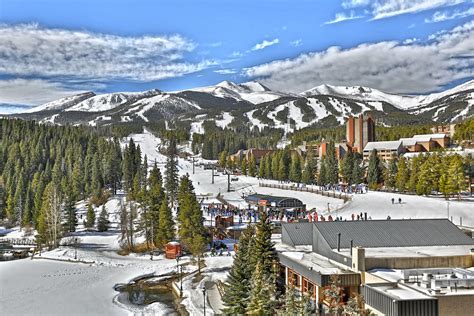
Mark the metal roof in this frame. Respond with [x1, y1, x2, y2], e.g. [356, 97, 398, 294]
[400, 138, 418, 146]
[282, 222, 313, 246]
[364, 141, 402, 152]
[413, 133, 448, 139]
[314, 219, 474, 249]
[245, 193, 303, 206]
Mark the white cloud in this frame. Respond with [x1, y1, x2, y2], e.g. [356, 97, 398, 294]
[371, 0, 464, 20]
[245, 21, 474, 94]
[340, 1, 466, 20]
[290, 39, 303, 47]
[251, 38, 280, 51]
[324, 11, 364, 24]
[342, 0, 371, 9]
[425, 7, 474, 23]
[0, 24, 214, 81]
[214, 69, 238, 74]
[403, 37, 419, 44]
[0, 79, 91, 106]
[230, 51, 244, 58]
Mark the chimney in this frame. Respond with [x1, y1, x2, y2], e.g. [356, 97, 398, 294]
[337, 233, 341, 252]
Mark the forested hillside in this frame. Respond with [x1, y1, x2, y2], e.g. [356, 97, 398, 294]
[0, 119, 122, 230]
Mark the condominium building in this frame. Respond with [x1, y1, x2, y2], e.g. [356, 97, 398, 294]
[346, 114, 375, 154]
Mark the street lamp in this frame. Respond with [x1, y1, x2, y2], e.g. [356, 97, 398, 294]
[179, 265, 183, 297]
[74, 238, 78, 260]
[202, 286, 207, 315]
[176, 256, 180, 274]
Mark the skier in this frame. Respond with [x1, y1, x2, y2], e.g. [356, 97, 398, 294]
[398, 197, 402, 204]
[391, 198, 394, 204]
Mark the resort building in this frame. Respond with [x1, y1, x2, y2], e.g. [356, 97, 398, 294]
[278, 219, 474, 315]
[363, 141, 403, 160]
[346, 114, 376, 154]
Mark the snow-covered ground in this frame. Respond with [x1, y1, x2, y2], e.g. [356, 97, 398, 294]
[124, 129, 473, 226]
[2, 129, 473, 316]
[337, 191, 474, 227]
[0, 193, 232, 316]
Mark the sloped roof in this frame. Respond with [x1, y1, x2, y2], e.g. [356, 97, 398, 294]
[282, 222, 313, 246]
[314, 219, 474, 249]
[363, 141, 402, 152]
[400, 138, 418, 146]
[245, 193, 303, 206]
[413, 133, 448, 140]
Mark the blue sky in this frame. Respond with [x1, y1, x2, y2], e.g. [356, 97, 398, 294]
[0, 0, 473, 108]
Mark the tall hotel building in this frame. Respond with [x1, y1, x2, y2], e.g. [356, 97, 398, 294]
[346, 114, 375, 153]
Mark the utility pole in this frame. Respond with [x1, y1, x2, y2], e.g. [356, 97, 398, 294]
[227, 172, 231, 192]
[202, 287, 207, 315]
[192, 157, 195, 174]
[211, 165, 214, 184]
[447, 200, 450, 220]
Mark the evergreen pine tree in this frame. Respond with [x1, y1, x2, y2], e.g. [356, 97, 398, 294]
[219, 150, 228, 168]
[249, 154, 257, 177]
[319, 156, 328, 185]
[341, 150, 354, 184]
[241, 158, 248, 176]
[64, 197, 77, 233]
[351, 156, 364, 185]
[97, 205, 109, 232]
[385, 155, 398, 191]
[258, 155, 266, 178]
[222, 225, 255, 315]
[165, 137, 179, 207]
[247, 213, 279, 315]
[289, 153, 301, 183]
[156, 197, 175, 248]
[265, 154, 273, 179]
[301, 151, 317, 185]
[323, 275, 344, 315]
[278, 156, 287, 181]
[367, 149, 382, 190]
[407, 155, 422, 192]
[446, 155, 466, 199]
[396, 156, 409, 192]
[326, 141, 339, 184]
[416, 160, 432, 195]
[85, 203, 95, 229]
[281, 285, 299, 315]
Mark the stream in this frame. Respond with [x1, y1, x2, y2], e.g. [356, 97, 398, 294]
[114, 273, 189, 315]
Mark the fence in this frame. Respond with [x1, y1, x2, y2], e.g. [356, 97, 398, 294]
[258, 182, 351, 202]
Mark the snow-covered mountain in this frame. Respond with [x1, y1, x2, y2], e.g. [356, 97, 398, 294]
[302, 80, 474, 111]
[12, 79, 474, 129]
[191, 80, 293, 104]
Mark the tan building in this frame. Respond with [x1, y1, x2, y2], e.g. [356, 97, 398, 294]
[413, 133, 451, 149]
[363, 140, 403, 160]
[228, 148, 275, 163]
[346, 114, 376, 154]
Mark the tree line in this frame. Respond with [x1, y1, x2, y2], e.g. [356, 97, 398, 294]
[367, 150, 471, 197]
[119, 134, 208, 262]
[0, 119, 122, 247]
[192, 121, 283, 160]
[218, 140, 471, 197]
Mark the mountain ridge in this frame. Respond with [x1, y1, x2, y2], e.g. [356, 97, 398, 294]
[11, 79, 474, 129]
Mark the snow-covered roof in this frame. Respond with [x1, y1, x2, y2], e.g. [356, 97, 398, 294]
[413, 133, 448, 140]
[363, 141, 402, 152]
[400, 138, 418, 146]
[363, 283, 434, 301]
[339, 245, 474, 258]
